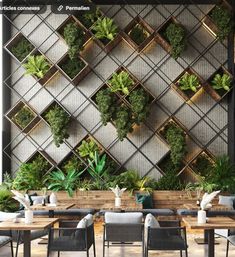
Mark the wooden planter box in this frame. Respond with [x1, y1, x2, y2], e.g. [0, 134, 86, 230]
[203, 66, 233, 101]
[5, 101, 40, 134]
[57, 53, 91, 85]
[123, 16, 155, 52]
[171, 67, 203, 102]
[4, 32, 35, 63]
[56, 15, 91, 47]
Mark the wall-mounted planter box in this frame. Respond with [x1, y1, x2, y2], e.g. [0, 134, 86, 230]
[102, 150, 121, 175]
[57, 53, 90, 85]
[123, 16, 154, 52]
[189, 150, 214, 178]
[178, 167, 200, 184]
[4, 32, 35, 63]
[91, 83, 115, 108]
[204, 66, 233, 101]
[23, 50, 58, 86]
[171, 67, 203, 102]
[57, 15, 91, 47]
[6, 101, 40, 133]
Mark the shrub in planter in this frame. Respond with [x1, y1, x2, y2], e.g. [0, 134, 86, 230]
[0, 187, 19, 212]
[211, 73, 232, 93]
[114, 105, 134, 141]
[191, 153, 214, 178]
[60, 57, 86, 80]
[11, 38, 34, 62]
[78, 139, 100, 160]
[129, 24, 149, 46]
[60, 154, 84, 173]
[129, 88, 150, 124]
[155, 170, 184, 190]
[179, 73, 200, 93]
[210, 5, 233, 41]
[164, 23, 187, 59]
[108, 71, 135, 95]
[76, 7, 102, 29]
[23, 55, 50, 79]
[44, 104, 71, 147]
[63, 22, 84, 60]
[12, 106, 35, 130]
[96, 88, 117, 125]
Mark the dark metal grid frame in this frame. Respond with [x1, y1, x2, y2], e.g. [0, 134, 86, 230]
[2, 0, 234, 181]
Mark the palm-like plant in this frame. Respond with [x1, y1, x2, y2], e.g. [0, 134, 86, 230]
[179, 73, 200, 92]
[108, 71, 134, 95]
[211, 73, 232, 92]
[92, 17, 118, 41]
[87, 151, 107, 179]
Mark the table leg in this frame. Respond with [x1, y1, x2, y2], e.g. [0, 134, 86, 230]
[207, 229, 215, 257]
[23, 230, 31, 257]
[48, 210, 54, 218]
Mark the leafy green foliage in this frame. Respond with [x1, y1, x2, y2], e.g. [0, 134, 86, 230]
[12, 155, 50, 191]
[46, 169, 83, 197]
[155, 170, 184, 190]
[12, 106, 35, 129]
[0, 187, 19, 212]
[211, 73, 232, 92]
[114, 105, 133, 141]
[92, 17, 118, 41]
[11, 38, 34, 62]
[23, 55, 50, 79]
[78, 139, 99, 160]
[45, 104, 70, 147]
[64, 22, 84, 60]
[61, 57, 85, 79]
[2, 173, 13, 190]
[179, 73, 200, 92]
[79, 7, 102, 28]
[96, 88, 117, 125]
[192, 154, 214, 178]
[165, 23, 187, 59]
[210, 5, 233, 41]
[61, 154, 84, 173]
[88, 152, 107, 180]
[165, 123, 187, 169]
[109, 71, 135, 95]
[129, 24, 148, 45]
[129, 88, 150, 124]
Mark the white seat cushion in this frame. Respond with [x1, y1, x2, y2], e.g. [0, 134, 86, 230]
[145, 213, 160, 228]
[105, 212, 143, 224]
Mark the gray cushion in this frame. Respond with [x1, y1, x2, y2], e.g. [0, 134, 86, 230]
[219, 196, 235, 208]
[105, 212, 143, 224]
[177, 209, 235, 217]
[177, 209, 197, 216]
[142, 209, 174, 216]
[0, 236, 11, 246]
[54, 208, 96, 216]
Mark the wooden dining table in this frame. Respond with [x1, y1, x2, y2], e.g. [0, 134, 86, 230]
[183, 216, 235, 257]
[0, 217, 58, 257]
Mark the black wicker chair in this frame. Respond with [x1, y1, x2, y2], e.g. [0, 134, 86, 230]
[0, 234, 14, 257]
[145, 220, 188, 257]
[47, 220, 96, 257]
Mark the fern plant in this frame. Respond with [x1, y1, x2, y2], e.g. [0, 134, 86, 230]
[23, 55, 50, 79]
[129, 88, 150, 124]
[129, 24, 148, 45]
[64, 22, 84, 60]
[108, 71, 135, 95]
[11, 38, 34, 62]
[12, 106, 35, 129]
[45, 104, 71, 147]
[92, 17, 118, 42]
[96, 88, 117, 125]
[179, 73, 200, 92]
[211, 73, 232, 92]
[78, 139, 99, 160]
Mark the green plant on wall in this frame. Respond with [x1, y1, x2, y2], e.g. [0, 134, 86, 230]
[61, 58, 85, 79]
[129, 88, 150, 124]
[78, 139, 99, 160]
[210, 5, 233, 41]
[92, 17, 118, 42]
[179, 73, 200, 92]
[61, 154, 84, 173]
[0, 187, 19, 212]
[23, 55, 50, 79]
[129, 24, 148, 45]
[79, 7, 102, 28]
[88, 152, 107, 179]
[211, 73, 232, 92]
[11, 38, 34, 62]
[155, 170, 184, 190]
[165, 23, 187, 59]
[12, 106, 35, 129]
[108, 71, 135, 95]
[64, 22, 84, 60]
[45, 104, 71, 147]
[96, 88, 117, 125]
[192, 154, 214, 178]
[114, 105, 133, 141]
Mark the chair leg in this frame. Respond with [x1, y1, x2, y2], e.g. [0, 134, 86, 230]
[185, 248, 188, 257]
[226, 240, 229, 257]
[58, 251, 60, 257]
[87, 248, 89, 257]
[145, 248, 148, 257]
[15, 231, 21, 257]
[180, 250, 183, 257]
[103, 240, 105, 257]
[46, 248, 50, 257]
[93, 242, 96, 257]
[10, 240, 14, 257]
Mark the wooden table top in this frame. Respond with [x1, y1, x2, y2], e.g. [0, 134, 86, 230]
[0, 218, 59, 231]
[30, 203, 75, 211]
[183, 203, 232, 211]
[183, 217, 235, 230]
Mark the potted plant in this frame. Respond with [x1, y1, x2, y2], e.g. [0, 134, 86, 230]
[203, 3, 233, 41]
[4, 32, 35, 62]
[23, 53, 58, 85]
[43, 102, 71, 147]
[204, 67, 233, 101]
[6, 101, 40, 133]
[91, 17, 121, 53]
[156, 18, 187, 59]
[172, 68, 202, 101]
[123, 16, 154, 52]
[0, 187, 19, 212]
